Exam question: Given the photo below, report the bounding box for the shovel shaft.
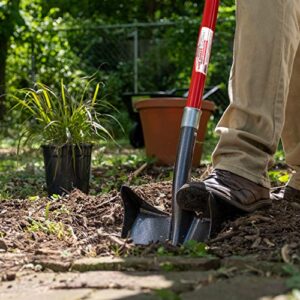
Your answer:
[171,108,202,244]
[171,0,220,245]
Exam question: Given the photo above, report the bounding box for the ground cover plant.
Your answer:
[0,138,296,259]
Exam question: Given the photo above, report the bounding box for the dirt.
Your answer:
[0,166,299,276]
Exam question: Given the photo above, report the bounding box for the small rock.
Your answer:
[108,282,122,289]
[251,237,262,249]
[21,263,35,270]
[290,202,300,210]
[0,239,8,252]
[19,220,30,228]
[2,272,16,281]
[34,264,43,272]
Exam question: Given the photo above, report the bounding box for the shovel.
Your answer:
[121,0,220,245]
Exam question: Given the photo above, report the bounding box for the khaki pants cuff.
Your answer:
[214,163,271,189]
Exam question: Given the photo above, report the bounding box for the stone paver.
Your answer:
[53,270,213,292]
[0,256,294,300]
[0,272,78,292]
[70,256,220,272]
[222,256,286,275]
[0,270,214,299]
[181,275,288,300]
[88,289,156,300]
[0,272,291,300]
[2,289,93,300]
[35,259,71,272]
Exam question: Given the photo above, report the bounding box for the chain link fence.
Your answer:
[5,20,235,142]
[27,21,233,100]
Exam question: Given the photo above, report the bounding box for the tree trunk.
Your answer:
[0,37,8,120]
[0,0,22,120]
[146,0,158,18]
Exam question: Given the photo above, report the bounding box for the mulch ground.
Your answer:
[1,166,300,276]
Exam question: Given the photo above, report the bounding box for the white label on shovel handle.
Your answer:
[195,27,214,75]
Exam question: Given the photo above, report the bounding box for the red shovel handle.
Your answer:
[187,0,220,109]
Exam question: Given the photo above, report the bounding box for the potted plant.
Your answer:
[14,79,117,196]
[134,98,215,166]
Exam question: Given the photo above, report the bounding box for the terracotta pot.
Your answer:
[134,98,215,166]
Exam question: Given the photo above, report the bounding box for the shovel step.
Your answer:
[120,185,170,245]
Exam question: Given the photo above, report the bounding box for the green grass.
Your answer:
[0,131,289,200]
[0,141,152,200]
[0,148,46,200]
[157,240,209,258]
[283,265,300,290]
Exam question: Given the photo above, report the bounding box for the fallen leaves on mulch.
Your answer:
[1,178,300,274]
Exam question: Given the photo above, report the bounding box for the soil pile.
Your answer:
[1,180,299,273]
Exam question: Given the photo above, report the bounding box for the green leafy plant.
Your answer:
[155,289,181,300]
[268,170,290,185]
[13,78,120,150]
[181,240,208,257]
[157,241,209,258]
[283,264,300,290]
[44,201,51,220]
[26,218,73,240]
[160,262,176,272]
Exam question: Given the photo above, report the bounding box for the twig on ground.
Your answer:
[209,231,236,243]
[128,163,148,183]
[93,196,119,210]
[281,244,291,264]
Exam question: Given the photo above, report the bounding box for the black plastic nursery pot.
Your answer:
[42,144,92,196]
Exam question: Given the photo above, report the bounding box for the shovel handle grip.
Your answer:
[187,0,220,109]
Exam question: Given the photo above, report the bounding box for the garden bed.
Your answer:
[1,162,299,275]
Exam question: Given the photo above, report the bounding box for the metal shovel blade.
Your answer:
[120,185,171,245]
[120,186,222,245]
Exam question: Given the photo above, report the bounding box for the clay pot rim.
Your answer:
[134,98,215,111]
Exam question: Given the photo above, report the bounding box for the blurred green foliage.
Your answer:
[2,0,235,139]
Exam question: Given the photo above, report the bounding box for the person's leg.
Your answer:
[177,0,300,212]
[272,44,300,203]
[282,45,300,190]
[212,0,300,188]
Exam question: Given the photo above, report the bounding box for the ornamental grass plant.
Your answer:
[13,78,120,150]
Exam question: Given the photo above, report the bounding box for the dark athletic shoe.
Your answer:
[177,169,271,213]
[271,185,300,202]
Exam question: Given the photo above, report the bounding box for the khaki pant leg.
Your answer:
[212,0,300,188]
[282,45,300,190]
